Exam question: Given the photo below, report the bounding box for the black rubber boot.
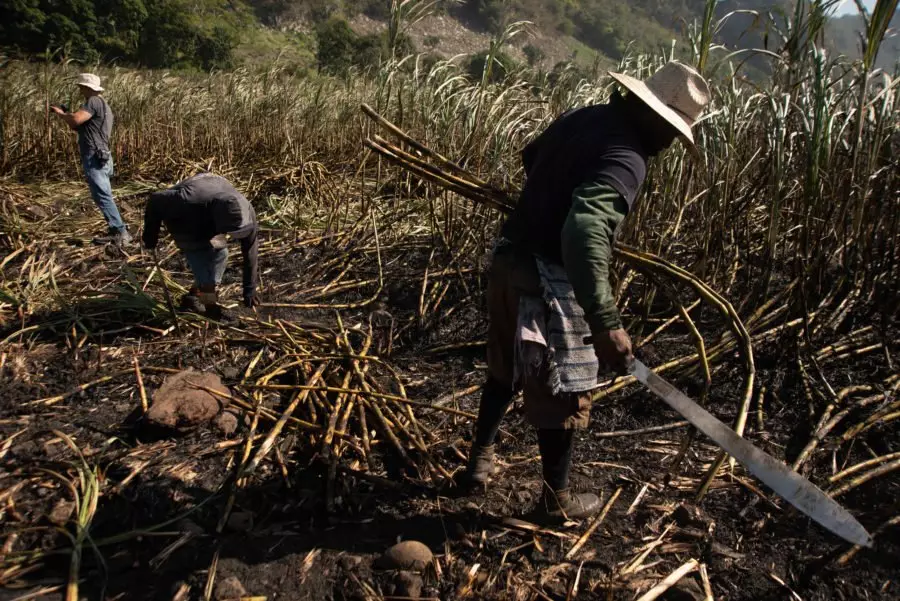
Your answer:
[179,294,205,313]
[531,429,600,524]
[537,487,601,523]
[204,303,231,322]
[92,228,133,247]
[458,444,496,489]
[454,378,514,493]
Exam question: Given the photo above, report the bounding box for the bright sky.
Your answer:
[834,0,878,16]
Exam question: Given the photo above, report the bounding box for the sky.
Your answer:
[834,0,878,16]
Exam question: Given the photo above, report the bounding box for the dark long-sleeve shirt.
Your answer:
[561,181,628,332]
[143,174,259,296]
[501,94,647,333]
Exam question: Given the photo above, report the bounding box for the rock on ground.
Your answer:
[213,410,239,436]
[146,369,229,430]
[48,499,74,525]
[339,554,364,571]
[394,571,423,598]
[377,540,433,571]
[214,575,247,600]
[226,511,254,533]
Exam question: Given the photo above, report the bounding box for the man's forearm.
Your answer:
[239,227,259,296]
[55,109,90,130]
[142,199,163,248]
[58,113,78,130]
[561,181,629,333]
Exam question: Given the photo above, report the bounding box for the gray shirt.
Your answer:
[143,174,259,296]
[77,95,113,158]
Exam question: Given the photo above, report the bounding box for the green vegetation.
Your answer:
[2,1,895,76]
[465,49,518,82]
[460,0,688,57]
[315,17,412,75]
[523,43,545,67]
[232,27,316,73]
[828,9,900,69]
[1,0,251,69]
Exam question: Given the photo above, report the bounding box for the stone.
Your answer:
[226,511,254,533]
[220,365,240,380]
[214,575,247,601]
[377,540,433,571]
[670,576,706,601]
[48,499,74,525]
[213,411,239,436]
[177,519,204,535]
[395,571,423,599]
[146,369,229,430]
[339,554,364,571]
[672,504,713,530]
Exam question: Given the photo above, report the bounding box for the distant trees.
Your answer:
[0,0,237,69]
[316,16,414,76]
[465,0,508,34]
[465,49,518,83]
[523,43,545,67]
[316,18,362,75]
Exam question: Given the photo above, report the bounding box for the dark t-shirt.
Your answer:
[501,97,647,261]
[77,96,113,158]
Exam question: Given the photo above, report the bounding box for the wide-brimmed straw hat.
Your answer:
[609,62,710,155]
[75,73,104,92]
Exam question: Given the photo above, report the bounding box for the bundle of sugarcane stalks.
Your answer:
[361,104,756,497]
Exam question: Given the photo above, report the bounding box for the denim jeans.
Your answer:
[184,247,229,288]
[81,152,126,233]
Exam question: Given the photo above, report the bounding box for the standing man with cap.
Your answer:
[142,173,260,320]
[456,62,711,523]
[50,73,131,245]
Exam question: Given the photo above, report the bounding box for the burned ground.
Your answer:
[1,180,898,601]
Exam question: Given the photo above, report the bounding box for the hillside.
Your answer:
[829,10,900,68]
[1,0,898,73]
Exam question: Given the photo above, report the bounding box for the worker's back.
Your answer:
[502,95,648,262]
[149,174,255,251]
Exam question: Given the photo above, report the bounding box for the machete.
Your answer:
[629,358,872,547]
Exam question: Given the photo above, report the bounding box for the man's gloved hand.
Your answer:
[592,328,634,375]
[210,234,228,250]
[243,292,261,308]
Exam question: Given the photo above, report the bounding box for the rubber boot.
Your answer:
[93,227,133,247]
[179,291,205,313]
[454,378,514,493]
[532,429,600,524]
[459,444,496,488]
[204,303,231,322]
[537,487,601,523]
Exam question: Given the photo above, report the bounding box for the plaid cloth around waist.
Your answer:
[513,253,599,395]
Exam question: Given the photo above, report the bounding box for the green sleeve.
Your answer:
[560,179,629,333]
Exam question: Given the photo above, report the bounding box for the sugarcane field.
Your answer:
[1,2,899,600]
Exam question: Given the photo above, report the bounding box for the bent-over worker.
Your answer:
[457,62,711,524]
[142,173,260,320]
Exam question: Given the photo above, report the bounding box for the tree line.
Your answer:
[2,0,239,69]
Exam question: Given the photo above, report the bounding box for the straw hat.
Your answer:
[75,73,104,92]
[609,62,710,153]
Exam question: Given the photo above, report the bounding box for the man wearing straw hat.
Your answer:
[458,62,711,523]
[49,73,132,246]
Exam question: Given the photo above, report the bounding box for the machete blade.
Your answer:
[630,359,872,548]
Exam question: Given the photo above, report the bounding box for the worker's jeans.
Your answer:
[81,152,126,233]
[184,247,229,288]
